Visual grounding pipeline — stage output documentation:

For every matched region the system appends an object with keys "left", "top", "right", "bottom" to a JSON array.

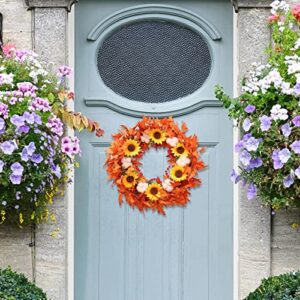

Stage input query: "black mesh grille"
[{"left": 97, "top": 21, "right": 211, "bottom": 103}]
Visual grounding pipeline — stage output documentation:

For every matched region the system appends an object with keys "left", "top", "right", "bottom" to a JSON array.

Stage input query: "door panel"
[{"left": 75, "top": 1, "right": 233, "bottom": 299}]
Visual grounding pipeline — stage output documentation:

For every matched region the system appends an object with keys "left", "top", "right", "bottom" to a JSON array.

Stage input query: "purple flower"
[
  {"left": 244, "top": 105, "right": 256, "bottom": 113},
  {"left": 23, "top": 112, "right": 35, "bottom": 124},
  {"left": 295, "top": 167, "right": 300, "bottom": 179},
  {"left": 26, "top": 142, "right": 36, "bottom": 156},
  {"left": 29, "top": 97, "right": 50, "bottom": 112},
  {"left": 46, "top": 116, "right": 64, "bottom": 136},
  {"left": 230, "top": 169, "right": 241, "bottom": 183},
  {"left": 51, "top": 164, "right": 61, "bottom": 178},
  {"left": 0, "top": 140, "right": 17, "bottom": 155},
  {"left": 0, "top": 102, "right": 9, "bottom": 119},
  {"left": 244, "top": 137, "right": 260, "bottom": 152},
  {"left": 242, "top": 118, "right": 252, "bottom": 132},
  {"left": 0, "top": 118, "right": 5, "bottom": 131},
  {"left": 0, "top": 160, "right": 4, "bottom": 172},
  {"left": 247, "top": 183, "right": 257, "bottom": 200},
  {"left": 294, "top": 83, "right": 300, "bottom": 95},
  {"left": 290, "top": 140, "right": 300, "bottom": 154},
  {"left": 31, "top": 153, "right": 43, "bottom": 164},
  {"left": 259, "top": 115, "right": 272, "bottom": 131},
  {"left": 0, "top": 117, "right": 5, "bottom": 134},
  {"left": 292, "top": 115, "right": 300, "bottom": 127},
  {"left": 281, "top": 123, "right": 291, "bottom": 137},
  {"left": 10, "top": 162, "right": 24, "bottom": 175},
  {"left": 17, "top": 125, "right": 30, "bottom": 134},
  {"left": 240, "top": 150, "right": 251, "bottom": 166},
  {"left": 58, "top": 66, "right": 72, "bottom": 77},
  {"left": 249, "top": 158, "right": 263, "bottom": 169},
  {"left": 272, "top": 150, "right": 284, "bottom": 169},
  {"left": 278, "top": 148, "right": 291, "bottom": 164},
  {"left": 283, "top": 174, "right": 294, "bottom": 188},
  {"left": 32, "top": 112, "right": 42, "bottom": 125},
  {"left": 17, "top": 82, "right": 36, "bottom": 94},
  {"left": 235, "top": 141, "right": 244, "bottom": 152},
  {"left": 9, "top": 174, "right": 22, "bottom": 185},
  {"left": 11, "top": 115, "right": 25, "bottom": 127}
]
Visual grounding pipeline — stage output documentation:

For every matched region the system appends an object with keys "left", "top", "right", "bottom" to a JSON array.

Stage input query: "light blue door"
[{"left": 75, "top": 1, "right": 233, "bottom": 299}]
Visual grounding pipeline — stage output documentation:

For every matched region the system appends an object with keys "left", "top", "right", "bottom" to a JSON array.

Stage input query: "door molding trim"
[
  {"left": 87, "top": 4, "right": 222, "bottom": 42},
  {"left": 84, "top": 98, "right": 223, "bottom": 117}
]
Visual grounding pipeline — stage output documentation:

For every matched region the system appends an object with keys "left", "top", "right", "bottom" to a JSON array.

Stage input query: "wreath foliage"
[{"left": 106, "top": 117, "right": 206, "bottom": 215}]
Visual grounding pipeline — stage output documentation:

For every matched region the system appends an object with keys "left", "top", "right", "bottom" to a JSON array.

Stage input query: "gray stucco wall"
[{"left": 0, "top": 1, "right": 299, "bottom": 300}]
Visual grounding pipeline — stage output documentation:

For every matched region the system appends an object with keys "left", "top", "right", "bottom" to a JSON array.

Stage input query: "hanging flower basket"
[
  {"left": 0, "top": 45, "right": 103, "bottom": 226},
  {"left": 215, "top": 0, "right": 300, "bottom": 210}
]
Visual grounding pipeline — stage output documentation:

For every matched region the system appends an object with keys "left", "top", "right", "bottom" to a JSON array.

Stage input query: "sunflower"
[
  {"left": 171, "top": 143, "right": 188, "bottom": 157},
  {"left": 170, "top": 165, "right": 187, "bottom": 182},
  {"left": 145, "top": 183, "right": 162, "bottom": 201},
  {"left": 149, "top": 129, "right": 167, "bottom": 144},
  {"left": 123, "top": 139, "right": 141, "bottom": 157},
  {"left": 122, "top": 171, "right": 138, "bottom": 188}
]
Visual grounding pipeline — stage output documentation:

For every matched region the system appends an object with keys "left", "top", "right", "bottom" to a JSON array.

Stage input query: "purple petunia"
[
  {"left": 230, "top": 169, "right": 241, "bottom": 183},
  {"left": 283, "top": 174, "right": 294, "bottom": 188},
  {"left": 51, "top": 164, "right": 61, "bottom": 179},
  {"left": 278, "top": 148, "right": 291, "bottom": 164},
  {"left": 244, "top": 137, "right": 260, "bottom": 152},
  {"left": 245, "top": 105, "right": 256, "bottom": 113},
  {"left": 9, "top": 174, "right": 22, "bottom": 185},
  {"left": 0, "top": 102, "right": 9, "bottom": 119},
  {"left": 240, "top": 150, "right": 252, "bottom": 166},
  {"left": 58, "top": 66, "right": 72, "bottom": 77},
  {"left": 0, "top": 117, "right": 5, "bottom": 134},
  {"left": 295, "top": 167, "right": 300, "bottom": 179},
  {"left": 290, "top": 140, "right": 300, "bottom": 154},
  {"left": 235, "top": 140, "right": 244, "bottom": 152},
  {"left": 242, "top": 118, "right": 252, "bottom": 132},
  {"left": 259, "top": 115, "right": 272, "bottom": 131},
  {"left": 249, "top": 157, "right": 263, "bottom": 169},
  {"left": 31, "top": 153, "right": 43, "bottom": 164},
  {"left": 292, "top": 115, "right": 300, "bottom": 127},
  {"left": 272, "top": 150, "right": 284, "bottom": 169},
  {"left": 0, "top": 140, "right": 17, "bottom": 155},
  {"left": 10, "top": 114, "right": 25, "bottom": 127},
  {"left": 0, "top": 160, "right": 4, "bottom": 172},
  {"left": 22, "top": 111, "right": 35, "bottom": 124},
  {"left": 294, "top": 82, "right": 300, "bottom": 95},
  {"left": 10, "top": 162, "right": 24, "bottom": 175},
  {"left": 247, "top": 183, "right": 257, "bottom": 200},
  {"left": 17, "top": 125, "right": 30, "bottom": 134},
  {"left": 281, "top": 123, "right": 291, "bottom": 137}
]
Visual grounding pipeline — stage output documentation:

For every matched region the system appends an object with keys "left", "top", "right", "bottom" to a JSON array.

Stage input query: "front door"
[{"left": 75, "top": 1, "right": 233, "bottom": 299}]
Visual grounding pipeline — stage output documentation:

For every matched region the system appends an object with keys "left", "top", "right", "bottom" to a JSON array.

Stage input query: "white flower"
[
  {"left": 292, "top": 38, "right": 300, "bottom": 50},
  {"left": 162, "top": 179, "right": 173, "bottom": 192},
  {"left": 141, "top": 134, "right": 150, "bottom": 143},
  {"left": 166, "top": 137, "right": 179, "bottom": 147},
  {"left": 270, "top": 104, "right": 288, "bottom": 120},
  {"left": 121, "top": 157, "right": 132, "bottom": 169},
  {"left": 176, "top": 156, "right": 191, "bottom": 167},
  {"left": 270, "top": 0, "right": 289, "bottom": 15},
  {"left": 137, "top": 182, "right": 148, "bottom": 193},
  {"left": 0, "top": 73, "right": 14, "bottom": 86},
  {"left": 281, "top": 82, "right": 293, "bottom": 95}
]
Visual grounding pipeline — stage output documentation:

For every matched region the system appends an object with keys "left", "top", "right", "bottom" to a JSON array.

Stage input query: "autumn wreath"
[{"left": 105, "top": 117, "right": 206, "bottom": 215}]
